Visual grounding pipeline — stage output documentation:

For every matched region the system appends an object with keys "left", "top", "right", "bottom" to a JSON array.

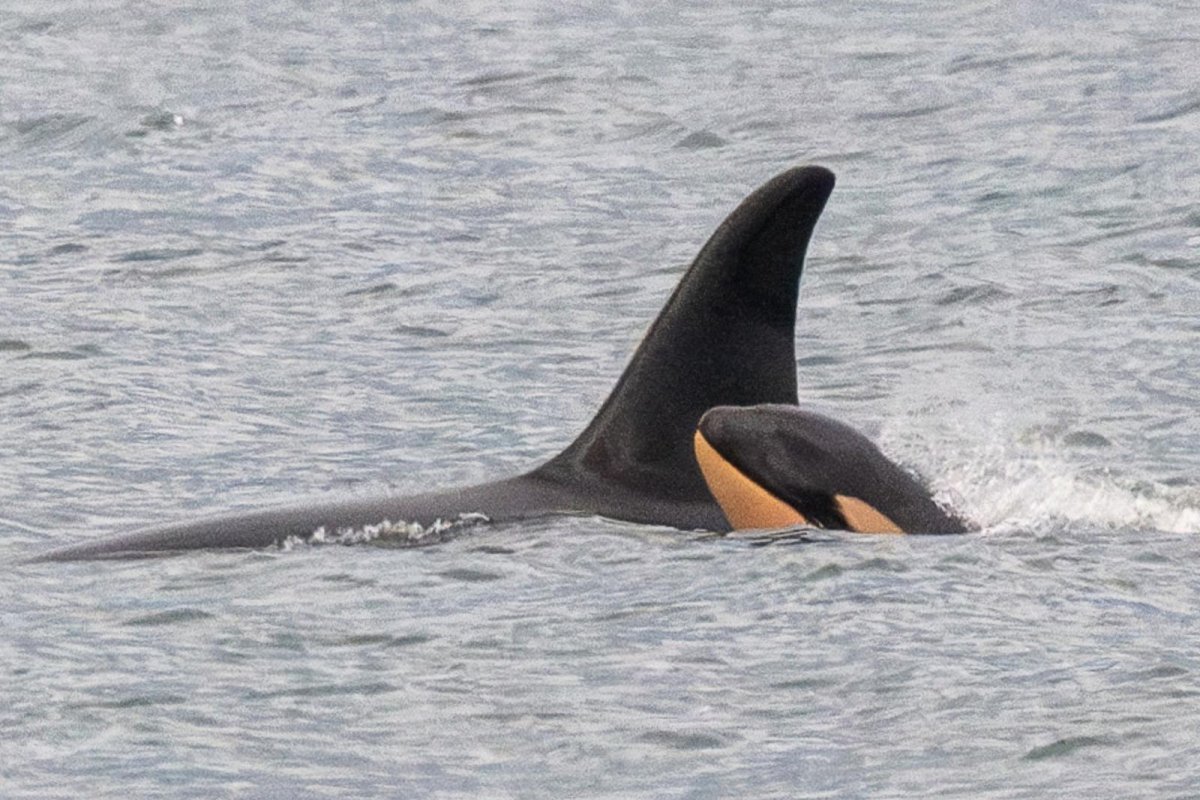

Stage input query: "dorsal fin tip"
[{"left": 536, "top": 166, "right": 836, "bottom": 503}]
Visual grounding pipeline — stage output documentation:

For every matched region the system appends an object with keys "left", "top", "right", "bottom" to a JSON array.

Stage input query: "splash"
[
  {"left": 280, "top": 513, "right": 490, "bottom": 551},
  {"left": 932, "top": 439, "right": 1199, "bottom": 534}
]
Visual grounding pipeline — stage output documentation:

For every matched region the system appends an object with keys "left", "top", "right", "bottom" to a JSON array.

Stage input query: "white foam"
[
  {"left": 280, "top": 512, "right": 490, "bottom": 551},
  {"left": 929, "top": 436, "right": 1200, "bottom": 534}
]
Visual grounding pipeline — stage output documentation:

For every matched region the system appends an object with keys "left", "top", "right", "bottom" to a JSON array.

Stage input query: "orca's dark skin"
[
  {"left": 694, "top": 405, "right": 969, "bottom": 534},
  {"left": 31, "top": 166, "right": 837, "bottom": 561}
]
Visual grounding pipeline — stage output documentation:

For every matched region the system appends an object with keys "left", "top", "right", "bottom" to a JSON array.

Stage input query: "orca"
[
  {"left": 30, "top": 165, "right": 837, "bottom": 561},
  {"left": 694, "top": 405, "right": 969, "bottom": 534}
]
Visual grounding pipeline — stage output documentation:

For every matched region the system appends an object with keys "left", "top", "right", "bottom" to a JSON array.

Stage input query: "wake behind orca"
[{"left": 32, "top": 166, "right": 839, "bottom": 561}]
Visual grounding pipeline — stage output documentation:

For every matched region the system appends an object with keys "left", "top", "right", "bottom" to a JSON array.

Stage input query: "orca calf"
[
  {"left": 30, "top": 165, "right": 963, "bottom": 562},
  {"left": 695, "top": 405, "right": 968, "bottom": 535}
]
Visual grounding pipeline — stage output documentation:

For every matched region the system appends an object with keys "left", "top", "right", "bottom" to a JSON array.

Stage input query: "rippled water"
[{"left": 3, "top": 1, "right": 1198, "bottom": 797}]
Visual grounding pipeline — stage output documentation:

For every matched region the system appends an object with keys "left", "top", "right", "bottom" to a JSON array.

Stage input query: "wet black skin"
[
  {"left": 30, "top": 166, "right": 837, "bottom": 561},
  {"left": 698, "top": 405, "right": 970, "bottom": 534}
]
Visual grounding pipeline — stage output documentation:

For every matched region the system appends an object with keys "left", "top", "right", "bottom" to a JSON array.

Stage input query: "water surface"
[{"left": 2, "top": 1, "right": 1198, "bottom": 797}]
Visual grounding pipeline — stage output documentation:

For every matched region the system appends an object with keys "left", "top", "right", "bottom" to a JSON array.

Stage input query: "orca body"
[
  {"left": 31, "top": 166, "right": 836, "bottom": 561},
  {"left": 694, "top": 405, "right": 969, "bottom": 534}
]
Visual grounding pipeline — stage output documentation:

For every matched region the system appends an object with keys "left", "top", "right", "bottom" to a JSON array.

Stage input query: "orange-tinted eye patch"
[{"left": 694, "top": 430, "right": 808, "bottom": 530}]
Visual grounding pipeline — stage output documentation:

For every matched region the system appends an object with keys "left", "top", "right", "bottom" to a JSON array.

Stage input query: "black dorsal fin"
[{"left": 535, "top": 166, "right": 836, "bottom": 503}]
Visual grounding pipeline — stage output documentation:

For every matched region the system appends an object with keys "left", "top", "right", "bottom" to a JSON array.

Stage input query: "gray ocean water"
[{"left": 2, "top": 1, "right": 1198, "bottom": 797}]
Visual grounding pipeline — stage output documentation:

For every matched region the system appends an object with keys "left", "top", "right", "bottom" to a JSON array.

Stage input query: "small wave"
[
  {"left": 1136, "top": 96, "right": 1200, "bottom": 124},
  {"left": 856, "top": 103, "right": 954, "bottom": 121},
  {"left": 125, "top": 608, "right": 215, "bottom": 627},
  {"left": 114, "top": 247, "right": 204, "bottom": 263},
  {"left": 1023, "top": 735, "right": 1107, "bottom": 761},
  {"left": 458, "top": 70, "right": 534, "bottom": 88},
  {"left": 17, "top": 348, "right": 93, "bottom": 361},
  {"left": 126, "top": 110, "right": 184, "bottom": 137},
  {"left": 674, "top": 130, "right": 727, "bottom": 150},
  {"left": 9, "top": 112, "right": 92, "bottom": 140},
  {"left": 281, "top": 512, "right": 489, "bottom": 551}
]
